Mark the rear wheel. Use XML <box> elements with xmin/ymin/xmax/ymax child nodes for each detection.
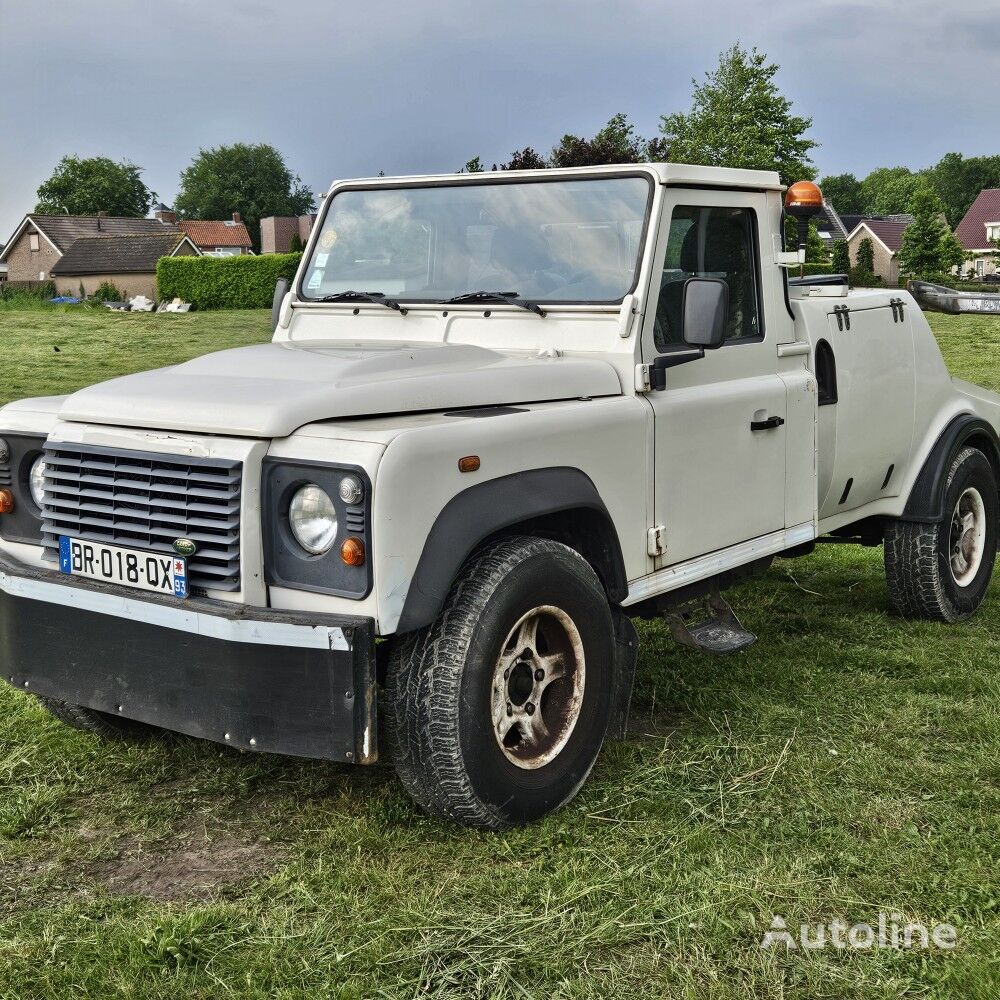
<box><xmin>885</xmin><ymin>446</ymin><xmax>998</xmax><ymax>621</ymax></box>
<box><xmin>386</xmin><ymin>536</ymin><xmax>615</xmax><ymax>829</ymax></box>
<box><xmin>36</xmin><ymin>698</ymin><xmax>159</xmax><ymax>740</ymax></box>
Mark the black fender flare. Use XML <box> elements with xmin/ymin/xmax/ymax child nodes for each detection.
<box><xmin>395</xmin><ymin>467</ymin><xmax>628</xmax><ymax>634</ymax></box>
<box><xmin>901</xmin><ymin>413</ymin><xmax>1000</xmax><ymax>523</ymax></box>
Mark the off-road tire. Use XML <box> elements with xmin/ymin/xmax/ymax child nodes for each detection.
<box><xmin>385</xmin><ymin>536</ymin><xmax>615</xmax><ymax>829</ymax></box>
<box><xmin>885</xmin><ymin>446</ymin><xmax>998</xmax><ymax>622</ymax></box>
<box><xmin>36</xmin><ymin>697</ymin><xmax>159</xmax><ymax>740</ymax></box>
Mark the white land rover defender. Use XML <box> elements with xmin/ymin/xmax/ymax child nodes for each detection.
<box><xmin>2</xmin><ymin>164</ymin><xmax>999</xmax><ymax>829</ymax></box>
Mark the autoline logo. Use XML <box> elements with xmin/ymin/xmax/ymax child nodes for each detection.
<box><xmin>760</xmin><ymin>913</ymin><xmax>957</xmax><ymax>952</ymax></box>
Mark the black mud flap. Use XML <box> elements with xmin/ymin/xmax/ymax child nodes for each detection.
<box><xmin>608</xmin><ymin>608</ymin><xmax>639</xmax><ymax>740</ymax></box>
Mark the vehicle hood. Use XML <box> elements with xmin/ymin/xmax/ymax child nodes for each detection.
<box><xmin>58</xmin><ymin>340</ymin><xmax>623</xmax><ymax>438</ymax></box>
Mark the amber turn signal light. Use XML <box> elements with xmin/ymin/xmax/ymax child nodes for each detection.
<box><xmin>0</xmin><ymin>489</ymin><xmax>13</xmax><ymax>515</ymax></box>
<box><xmin>340</xmin><ymin>536</ymin><xmax>366</xmax><ymax>567</ymax></box>
<box><xmin>458</xmin><ymin>455</ymin><xmax>481</xmax><ymax>473</ymax></box>
<box><xmin>784</xmin><ymin>180</ymin><xmax>824</xmax><ymax>219</ymax></box>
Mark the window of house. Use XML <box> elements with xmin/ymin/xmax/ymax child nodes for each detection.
<box><xmin>29</xmin><ymin>233</ymin><xmax>39</xmax><ymax>252</ymax></box>
<box><xmin>653</xmin><ymin>205</ymin><xmax>762</xmax><ymax>351</ymax></box>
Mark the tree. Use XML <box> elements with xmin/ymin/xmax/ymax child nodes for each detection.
<box><xmin>35</xmin><ymin>155</ymin><xmax>155</xmax><ymax>217</ymax></box>
<box><xmin>938</xmin><ymin>229</ymin><xmax>967</xmax><ymax>273</ymax></box>
<box><xmin>819</xmin><ymin>173</ymin><xmax>864</xmax><ymax>214</ymax></box>
<box><xmin>926</xmin><ymin>152</ymin><xmax>1000</xmax><ymax>229</ymax></box>
<box><xmin>550</xmin><ymin>113</ymin><xmax>653</xmax><ymax>167</ymax></box>
<box><xmin>859</xmin><ymin>167</ymin><xmax>924</xmax><ymax>217</ymax></box>
<box><xmin>175</xmin><ymin>143</ymin><xmax>314</xmax><ymax>251</ymax></box>
<box><xmin>897</xmin><ymin>186</ymin><xmax>951</xmax><ymax>276</ymax></box>
<box><xmin>462</xmin><ymin>156</ymin><xmax>485</xmax><ymax>173</ymax></box>
<box><xmin>832</xmin><ymin>239</ymin><xmax>850</xmax><ymax>274</ymax></box>
<box><xmin>660</xmin><ymin>44</ymin><xmax>817</xmax><ymax>185</ymax></box>
<box><xmin>856</xmin><ymin>237</ymin><xmax>875</xmax><ymax>274</ymax></box>
<box><xmin>499</xmin><ymin>147</ymin><xmax>548</xmax><ymax>171</ymax></box>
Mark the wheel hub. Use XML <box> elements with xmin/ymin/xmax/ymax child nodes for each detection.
<box><xmin>949</xmin><ymin>486</ymin><xmax>987</xmax><ymax>588</ymax></box>
<box><xmin>490</xmin><ymin>605</ymin><xmax>585</xmax><ymax>770</ymax></box>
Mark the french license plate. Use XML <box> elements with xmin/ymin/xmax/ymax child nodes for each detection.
<box><xmin>59</xmin><ymin>536</ymin><xmax>188</xmax><ymax>598</ymax></box>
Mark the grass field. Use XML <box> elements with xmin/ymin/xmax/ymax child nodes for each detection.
<box><xmin>1</xmin><ymin>307</ymin><xmax>1000</xmax><ymax>999</ymax></box>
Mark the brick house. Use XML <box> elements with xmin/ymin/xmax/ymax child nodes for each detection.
<box><xmin>955</xmin><ymin>189</ymin><xmax>1000</xmax><ymax>278</ymax></box>
<box><xmin>260</xmin><ymin>214</ymin><xmax>316</xmax><ymax>254</ymax></box>
<box><xmin>152</xmin><ymin>204</ymin><xmax>253</xmax><ymax>256</ymax></box>
<box><xmin>49</xmin><ymin>233</ymin><xmax>199</xmax><ymax>300</ymax></box>
<box><xmin>0</xmin><ymin>213</ymin><xmax>181</xmax><ymax>284</ymax></box>
<box><xmin>846</xmin><ymin>216</ymin><xmax>915</xmax><ymax>285</ymax></box>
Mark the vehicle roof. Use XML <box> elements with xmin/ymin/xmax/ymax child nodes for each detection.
<box><xmin>324</xmin><ymin>162</ymin><xmax>784</xmax><ymax>195</ymax></box>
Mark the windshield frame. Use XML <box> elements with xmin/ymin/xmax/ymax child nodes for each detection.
<box><xmin>296</xmin><ymin>170</ymin><xmax>657</xmax><ymax>308</ymax></box>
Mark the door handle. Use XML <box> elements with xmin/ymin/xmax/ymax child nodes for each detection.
<box><xmin>751</xmin><ymin>415</ymin><xmax>785</xmax><ymax>431</ymax></box>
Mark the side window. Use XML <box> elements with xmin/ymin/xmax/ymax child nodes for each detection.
<box><xmin>654</xmin><ymin>205</ymin><xmax>762</xmax><ymax>351</ymax></box>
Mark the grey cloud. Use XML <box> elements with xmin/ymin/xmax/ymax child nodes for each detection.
<box><xmin>1</xmin><ymin>0</ymin><xmax>997</xmax><ymax>239</ymax></box>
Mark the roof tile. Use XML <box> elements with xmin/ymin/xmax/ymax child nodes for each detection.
<box><xmin>50</xmin><ymin>234</ymin><xmax>192</xmax><ymax>275</ymax></box>
<box><xmin>179</xmin><ymin>220</ymin><xmax>253</xmax><ymax>249</ymax></box>
<box><xmin>955</xmin><ymin>189</ymin><xmax>1000</xmax><ymax>251</ymax></box>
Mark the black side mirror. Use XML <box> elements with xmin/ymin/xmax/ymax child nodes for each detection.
<box><xmin>681</xmin><ymin>277</ymin><xmax>729</xmax><ymax>350</ymax></box>
<box><xmin>271</xmin><ymin>277</ymin><xmax>290</xmax><ymax>331</ymax></box>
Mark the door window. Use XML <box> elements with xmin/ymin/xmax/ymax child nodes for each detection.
<box><xmin>654</xmin><ymin>205</ymin><xmax>762</xmax><ymax>351</ymax></box>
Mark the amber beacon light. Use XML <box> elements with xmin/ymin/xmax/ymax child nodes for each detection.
<box><xmin>784</xmin><ymin>181</ymin><xmax>824</xmax><ymax>276</ymax></box>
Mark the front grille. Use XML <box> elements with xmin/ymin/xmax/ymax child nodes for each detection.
<box><xmin>41</xmin><ymin>444</ymin><xmax>242</xmax><ymax>592</ymax></box>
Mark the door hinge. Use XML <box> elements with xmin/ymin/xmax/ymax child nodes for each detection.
<box><xmin>833</xmin><ymin>304</ymin><xmax>851</xmax><ymax>331</ymax></box>
<box><xmin>647</xmin><ymin>525</ymin><xmax>666</xmax><ymax>557</ymax></box>
<box><xmin>635</xmin><ymin>363</ymin><xmax>652</xmax><ymax>393</ymax></box>
<box><xmin>890</xmin><ymin>297</ymin><xmax>905</xmax><ymax>323</ymax></box>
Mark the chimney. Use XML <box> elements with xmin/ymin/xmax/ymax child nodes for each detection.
<box><xmin>154</xmin><ymin>204</ymin><xmax>178</xmax><ymax>224</ymax></box>
<box><xmin>96</xmin><ymin>210</ymin><xmax>106</xmax><ymax>231</ymax></box>
<box><xmin>232</xmin><ymin>211</ymin><xmax>242</xmax><ymax>224</ymax></box>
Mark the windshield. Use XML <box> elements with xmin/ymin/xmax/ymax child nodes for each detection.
<box><xmin>300</xmin><ymin>175</ymin><xmax>652</xmax><ymax>305</ymax></box>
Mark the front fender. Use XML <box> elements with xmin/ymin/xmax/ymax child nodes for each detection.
<box><xmin>395</xmin><ymin>467</ymin><xmax>627</xmax><ymax>634</ymax></box>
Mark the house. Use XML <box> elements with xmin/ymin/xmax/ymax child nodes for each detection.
<box><xmin>814</xmin><ymin>200</ymin><xmax>849</xmax><ymax>248</ymax></box>
<box><xmin>955</xmin><ymin>189</ymin><xmax>1000</xmax><ymax>278</ymax></box>
<box><xmin>0</xmin><ymin>245</ymin><xmax>6</xmax><ymax>283</ymax></box>
<box><xmin>846</xmin><ymin>215</ymin><xmax>916</xmax><ymax>285</ymax></box>
<box><xmin>260</xmin><ymin>214</ymin><xmax>316</xmax><ymax>254</ymax></box>
<box><xmin>153</xmin><ymin>205</ymin><xmax>253</xmax><ymax>256</ymax></box>
<box><xmin>0</xmin><ymin>213</ymin><xmax>180</xmax><ymax>284</ymax></box>
<box><xmin>49</xmin><ymin>232</ymin><xmax>199</xmax><ymax>300</ymax></box>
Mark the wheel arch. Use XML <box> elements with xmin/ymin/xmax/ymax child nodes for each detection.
<box><xmin>394</xmin><ymin>467</ymin><xmax>627</xmax><ymax>634</ymax></box>
<box><xmin>901</xmin><ymin>413</ymin><xmax>1000</xmax><ymax>523</ymax></box>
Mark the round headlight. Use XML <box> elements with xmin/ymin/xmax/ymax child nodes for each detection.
<box><xmin>338</xmin><ymin>475</ymin><xmax>364</xmax><ymax>505</ymax></box>
<box><xmin>289</xmin><ymin>484</ymin><xmax>338</xmax><ymax>555</ymax></box>
<box><xmin>29</xmin><ymin>455</ymin><xmax>46</xmax><ymax>508</ymax></box>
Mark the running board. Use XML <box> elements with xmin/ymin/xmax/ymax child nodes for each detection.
<box><xmin>664</xmin><ymin>592</ymin><xmax>757</xmax><ymax>655</ymax></box>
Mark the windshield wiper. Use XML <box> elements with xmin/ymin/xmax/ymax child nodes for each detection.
<box><xmin>443</xmin><ymin>291</ymin><xmax>545</xmax><ymax>317</ymax></box>
<box><xmin>319</xmin><ymin>290</ymin><xmax>408</xmax><ymax>315</ymax></box>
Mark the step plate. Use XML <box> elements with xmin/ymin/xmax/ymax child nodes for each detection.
<box><xmin>685</xmin><ymin>620</ymin><xmax>757</xmax><ymax>655</ymax></box>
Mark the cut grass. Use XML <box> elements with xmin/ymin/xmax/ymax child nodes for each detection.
<box><xmin>1</xmin><ymin>307</ymin><xmax>1000</xmax><ymax>998</ymax></box>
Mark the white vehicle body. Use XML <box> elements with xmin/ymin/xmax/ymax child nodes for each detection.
<box><xmin>3</xmin><ymin>163</ymin><xmax>999</xmax><ymax>825</ymax></box>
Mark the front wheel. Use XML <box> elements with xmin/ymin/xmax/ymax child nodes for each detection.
<box><xmin>885</xmin><ymin>446</ymin><xmax>998</xmax><ymax>621</ymax></box>
<box><xmin>386</xmin><ymin>536</ymin><xmax>615</xmax><ymax>829</ymax></box>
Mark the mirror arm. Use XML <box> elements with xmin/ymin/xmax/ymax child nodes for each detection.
<box><xmin>650</xmin><ymin>348</ymin><xmax>705</xmax><ymax>390</ymax></box>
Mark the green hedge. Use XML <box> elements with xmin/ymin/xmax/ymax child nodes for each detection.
<box><xmin>157</xmin><ymin>253</ymin><xmax>302</xmax><ymax>310</ymax></box>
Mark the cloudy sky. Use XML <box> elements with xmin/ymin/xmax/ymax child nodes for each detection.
<box><xmin>1</xmin><ymin>0</ymin><xmax>998</xmax><ymax>239</ymax></box>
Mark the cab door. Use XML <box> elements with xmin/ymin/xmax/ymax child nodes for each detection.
<box><xmin>643</xmin><ymin>190</ymin><xmax>790</xmax><ymax>567</ymax></box>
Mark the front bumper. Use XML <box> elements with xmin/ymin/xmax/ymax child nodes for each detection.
<box><xmin>0</xmin><ymin>554</ymin><xmax>377</xmax><ymax>763</ymax></box>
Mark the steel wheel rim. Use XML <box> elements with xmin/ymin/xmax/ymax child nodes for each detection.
<box><xmin>949</xmin><ymin>486</ymin><xmax>987</xmax><ymax>588</ymax></box>
<box><xmin>490</xmin><ymin>605</ymin><xmax>586</xmax><ymax>770</ymax></box>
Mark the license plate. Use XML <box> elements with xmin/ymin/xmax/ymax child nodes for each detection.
<box><xmin>59</xmin><ymin>537</ymin><xmax>188</xmax><ymax>598</ymax></box>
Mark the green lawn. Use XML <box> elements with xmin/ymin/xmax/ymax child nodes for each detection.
<box><xmin>1</xmin><ymin>307</ymin><xmax>1000</xmax><ymax>999</ymax></box>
